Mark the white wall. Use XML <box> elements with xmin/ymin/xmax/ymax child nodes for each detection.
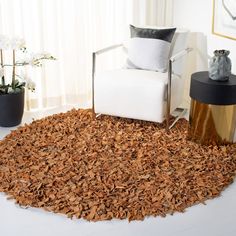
<box><xmin>172</xmin><ymin>0</ymin><xmax>236</xmax><ymax>107</ymax></box>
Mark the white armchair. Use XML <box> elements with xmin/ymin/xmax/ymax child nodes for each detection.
<box><xmin>92</xmin><ymin>28</ymin><xmax>192</xmax><ymax>130</ymax></box>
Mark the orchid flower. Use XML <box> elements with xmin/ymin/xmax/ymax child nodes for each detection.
<box><xmin>16</xmin><ymin>52</ymin><xmax>56</xmax><ymax>67</ymax></box>
<box><xmin>17</xmin><ymin>71</ymin><xmax>35</xmax><ymax>92</ymax></box>
<box><xmin>0</xmin><ymin>35</ymin><xmax>10</xmax><ymax>50</ymax></box>
<box><xmin>10</xmin><ymin>37</ymin><xmax>26</xmax><ymax>50</ymax></box>
<box><xmin>0</xmin><ymin>35</ymin><xmax>55</xmax><ymax>94</ymax></box>
<box><xmin>26</xmin><ymin>79</ymin><xmax>36</xmax><ymax>92</ymax></box>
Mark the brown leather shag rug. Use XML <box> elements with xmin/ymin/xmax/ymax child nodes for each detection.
<box><xmin>0</xmin><ymin>109</ymin><xmax>236</xmax><ymax>221</ymax></box>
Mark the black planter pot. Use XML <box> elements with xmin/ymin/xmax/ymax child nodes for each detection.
<box><xmin>0</xmin><ymin>89</ymin><xmax>25</xmax><ymax>127</ymax></box>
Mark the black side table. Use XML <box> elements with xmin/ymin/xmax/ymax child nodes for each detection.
<box><xmin>188</xmin><ymin>71</ymin><xmax>236</xmax><ymax>145</ymax></box>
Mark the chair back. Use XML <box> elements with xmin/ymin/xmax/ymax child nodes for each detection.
<box><xmin>123</xmin><ymin>26</ymin><xmax>189</xmax><ymax>76</ymax></box>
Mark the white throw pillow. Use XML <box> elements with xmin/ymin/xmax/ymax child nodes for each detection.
<box><xmin>126</xmin><ymin>25</ymin><xmax>176</xmax><ymax>72</ymax></box>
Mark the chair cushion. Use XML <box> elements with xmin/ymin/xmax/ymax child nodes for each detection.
<box><xmin>94</xmin><ymin>69</ymin><xmax>184</xmax><ymax>123</ymax></box>
<box><xmin>126</xmin><ymin>25</ymin><xmax>176</xmax><ymax>72</ymax></box>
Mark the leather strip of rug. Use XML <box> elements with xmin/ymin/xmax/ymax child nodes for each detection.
<box><xmin>0</xmin><ymin>109</ymin><xmax>236</xmax><ymax>221</ymax></box>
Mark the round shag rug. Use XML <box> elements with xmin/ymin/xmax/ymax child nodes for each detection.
<box><xmin>0</xmin><ymin>109</ymin><xmax>236</xmax><ymax>221</ymax></box>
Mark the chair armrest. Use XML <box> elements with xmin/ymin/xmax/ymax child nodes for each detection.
<box><xmin>93</xmin><ymin>44</ymin><xmax>123</xmax><ymax>56</ymax></box>
<box><xmin>92</xmin><ymin>43</ymin><xmax>123</xmax><ymax>114</ymax></box>
<box><xmin>166</xmin><ymin>47</ymin><xmax>193</xmax><ymax>131</ymax></box>
<box><xmin>170</xmin><ymin>47</ymin><xmax>193</xmax><ymax>63</ymax></box>
<box><xmin>92</xmin><ymin>43</ymin><xmax>123</xmax><ymax>83</ymax></box>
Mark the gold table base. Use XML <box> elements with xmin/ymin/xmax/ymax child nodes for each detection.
<box><xmin>188</xmin><ymin>99</ymin><xmax>236</xmax><ymax>145</ymax></box>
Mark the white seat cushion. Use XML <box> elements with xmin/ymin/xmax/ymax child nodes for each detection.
<box><xmin>94</xmin><ymin>69</ymin><xmax>184</xmax><ymax>123</ymax></box>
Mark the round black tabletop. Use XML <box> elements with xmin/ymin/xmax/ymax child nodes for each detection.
<box><xmin>190</xmin><ymin>71</ymin><xmax>236</xmax><ymax>105</ymax></box>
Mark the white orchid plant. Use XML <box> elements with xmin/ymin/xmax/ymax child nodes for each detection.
<box><xmin>0</xmin><ymin>35</ymin><xmax>55</xmax><ymax>94</ymax></box>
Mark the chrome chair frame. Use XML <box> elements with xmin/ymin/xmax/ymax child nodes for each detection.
<box><xmin>92</xmin><ymin>44</ymin><xmax>192</xmax><ymax>131</ymax></box>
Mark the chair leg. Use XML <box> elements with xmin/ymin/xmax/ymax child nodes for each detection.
<box><xmin>166</xmin><ymin>113</ymin><xmax>170</xmax><ymax>131</ymax></box>
<box><xmin>92</xmin><ymin>52</ymin><xmax>96</xmax><ymax>117</ymax></box>
<box><xmin>165</xmin><ymin>60</ymin><xmax>187</xmax><ymax>131</ymax></box>
<box><xmin>166</xmin><ymin>60</ymin><xmax>172</xmax><ymax>132</ymax></box>
<box><xmin>96</xmin><ymin>113</ymin><xmax>102</xmax><ymax>118</ymax></box>
<box><xmin>169</xmin><ymin>108</ymin><xmax>187</xmax><ymax>129</ymax></box>
<box><xmin>94</xmin><ymin>109</ymin><xmax>185</xmax><ymax>128</ymax></box>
